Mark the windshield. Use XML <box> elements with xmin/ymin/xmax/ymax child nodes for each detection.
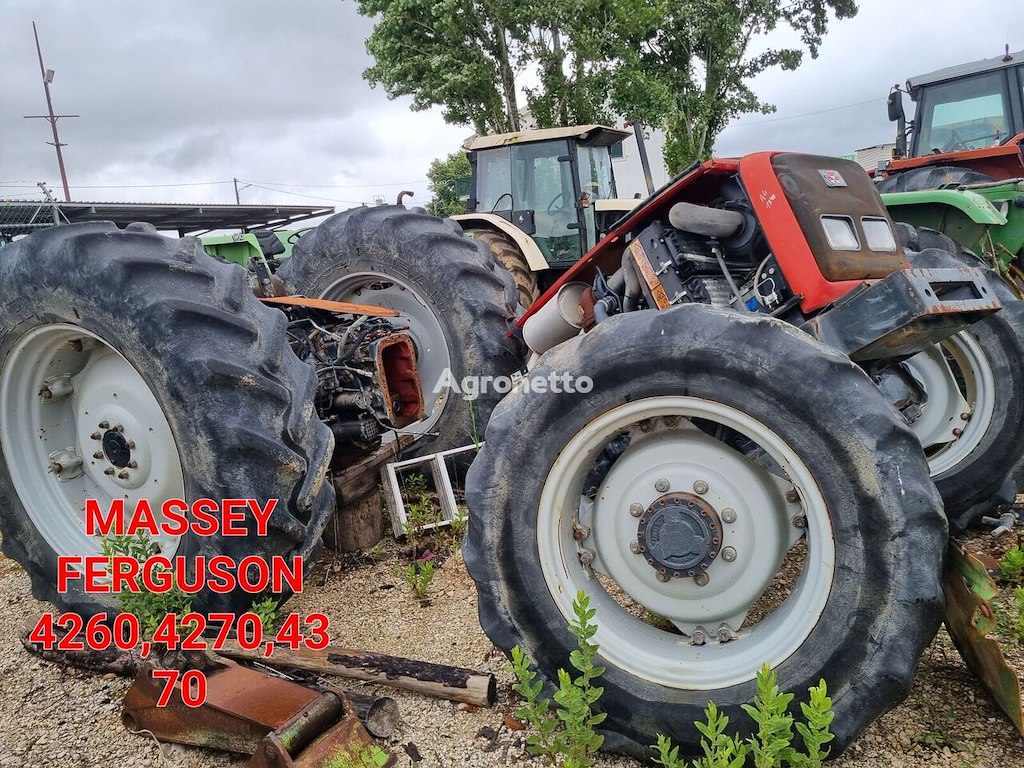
<box><xmin>914</xmin><ymin>71</ymin><xmax>1011</xmax><ymax>155</ymax></box>
<box><xmin>577</xmin><ymin>145</ymin><xmax>616</xmax><ymax>199</ymax></box>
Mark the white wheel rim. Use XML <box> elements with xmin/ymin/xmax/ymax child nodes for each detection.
<box><xmin>537</xmin><ymin>396</ymin><xmax>835</xmax><ymax>690</ymax></box>
<box><xmin>321</xmin><ymin>272</ymin><xmax>453</xmax><ymax>436</ymax></box>
<box><xmin>0</xmin><ymin>324</ymin><xmax>185</xmax><ymax>558</ymax></box>
<box><xmin>904</xmin><ymin>331</ymin><xmax>995</xmax><ymax>477</ymax></box>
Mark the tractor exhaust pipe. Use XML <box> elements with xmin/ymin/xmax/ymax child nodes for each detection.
<box><xmin>522</xmin><ymin>281</ymin><xmax>589</xmax><ymax>355</ymax></box>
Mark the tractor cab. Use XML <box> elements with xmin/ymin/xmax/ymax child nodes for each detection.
<box><xmin>889</xmin><ymin>47</ymin><xmax>1024</xmax><ymax>158</ymax></box>
<box><xmin>462</xmin><ymin>125</ymin><xmax>634</xmax><ymax>267</ymax></box>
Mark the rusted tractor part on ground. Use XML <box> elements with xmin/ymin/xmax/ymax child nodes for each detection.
<box><xmin>944</xmin><ymin>542</ymin><xmax>1024</xmax><ymax>736</ymax></box>
<box><xmin>122</xmin><ymin>657</ymin><xmax>394</xmax><ymax>767</ymax></box>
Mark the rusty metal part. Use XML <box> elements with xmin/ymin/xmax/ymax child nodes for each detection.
<box><xmin>374</xmin><ymin>334</ymin><xmax>425</xmax><ymax>428</ymax></box>
<box><xmin>260</xmin><ymin>295</ymin><xmax>400</xmax><ymax>317</ymax></box>
<box><xmin>122</xmin><ymin>656</ymin><xmax>393</xmax><ymax>766</ymax></box>
<box><xmin>943</xmin><ymin>542</ymin><xmax>1024</xmax><ymax>737</ymax></box>
<box><xmin>801</xmin><ymin>267</ymin><xmax>1001</xmax><ymax>361</ymax></box>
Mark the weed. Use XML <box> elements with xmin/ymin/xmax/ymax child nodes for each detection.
<box><xmin>1000</xmin><ymin>546</ymin><xmax>1024</xmax><ymax>583</ymax></box>
<box><xmin>651</xmin><ymin>665</ymin><xmax>834</xmax><ymax>768</ymax></box>
<box><xmin>401</xmin><ymin>558</ymin><xmax>436</xmax><ymax>599</ymax></box>
<box><xmin>250</xmin><ymin>597</ymin><xmax>280</xmax><ymax>633</ymax></box>
<box><xmin>509</xmin><ymin>591</ymin><xmax>606</xmax><ymax>767</ymax></box>
<box><xmin>401</xmin><ymin>472</ymin><xmax>429</xmax><ymax>497</ymax></box>
<box><xmin>101</xmin><ymin>532</ymin><xmax>192</xmax><ymax>638</ymax></box>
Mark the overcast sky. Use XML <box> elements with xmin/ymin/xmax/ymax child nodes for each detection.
<box><xmin>0</xmin><ymin>0</ymin><xmax>1019</xmax><ymax>209</ymax></box>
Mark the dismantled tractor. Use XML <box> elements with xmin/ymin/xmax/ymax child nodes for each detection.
<box><xmin>464</xmin><ymin>151</ymin><xmax>1024</xmax><ymax>757</ymax></box>
<box><xmin>0</xmin><ymin>213</ymin><xmax>518</xmax><ymax>618</ymax></box>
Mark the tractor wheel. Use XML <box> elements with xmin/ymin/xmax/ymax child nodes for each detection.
<box><xmin>0</xmin><ymin>223</ymin><xmax>334</xmax><ymax>617</ymax></box>
<box><xmin>464</xmin><ymin>228</ymin><xmax>541</xmax><ymax>308</ymax></box>
<box><xmin>277</xmin><ymin>206</ymin><xmax>520</xmax><ymax>455</ymax></box>
<box><xmin>875</xmin><ymin>165</ymin><xmax>994</xmax><ymax>193</ymax></box>
<box><xmin>895</xmin><ymin>223</ymin><xmax>1024</xmax><ymax>530</ymax></box>
<box><xmin>464</xmin><ymin>304</ymin><xmax>945</xmax><ymax>759</ymax></box>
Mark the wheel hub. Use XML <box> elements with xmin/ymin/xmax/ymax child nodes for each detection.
<box><xmin>637</xmin><ymin>492</ymin><xmax>722</xmax><ymax>577</ymax></box>
<box><xmin>101</xmin><ymin>429</ymin><xmax>132</xmax><ymax>468</ymax></box>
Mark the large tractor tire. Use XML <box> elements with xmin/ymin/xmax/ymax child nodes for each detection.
<box><xmin>463</xmin><ymin>228</ymin><xmax>541</xmax><ymax>309</ymax></box>
<box><xmin>277</xmin><ymin>206</ymin><xmax>521</xmax><ymax>455</ymax></box>
<box><xmin>895</xmin><ymin>223</ymin><xmax>1024</xmax><ymax>530</ymax></box>
<box><xmin>0</xmin><ymin>223</ymin><xmax>334</xmax><ymax>617</ymax></box>
<box><xmin>464</xmin><ymin>304</ymin><xmax>945</xmax><ymax>758</ymax></box>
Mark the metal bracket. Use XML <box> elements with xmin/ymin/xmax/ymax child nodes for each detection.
<box><xmin>381</xmin><ymin>444</ymin><xmax>478</xmax><ymax>537</ymax></box>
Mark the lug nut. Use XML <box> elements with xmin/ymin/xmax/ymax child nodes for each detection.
<box><xmin>690</xmin><ymin>629</ymin><xmax>707</xmax><ymax>645</ymax></box>
<box><xmin>693</xmin><ymin>480</ymin><xmax>709</xmax><ymax>495</ymax></box>
<box><xmin>718</xmin><ymin>626</ymin><xmax>733</xmax><ymax>643</ymax></box>
<box><xmin>126</xmin><ymin>441</ymin><xmax>136</xmax><ymax>449</ymax></box>
<box><xmin>655</xmin><ymin>478</ymin><xmax>670</xmax><ymax>492</ymax></box>
<box><xmin>792</xmin><ymin>515</ymin><xmax>807</xmax><ymax>529</ymax></box>
<box><xmin>98</xmin><ymin>421</ymin><xmax>110</xmax><ymax>429</ymax></box>
<box><xmin>117</xmin><ymin>470</ymin><xmax>129</xmax><ymax>480</ymax></box>
<box><xmin>90</xmin><ymin>431</ymin><xmax>102</xmax><ymax>441</ymax></box>
<box><xmin>952</xmin><ymin>427</ymin><xmax>963</xmax><ymax>437</ymax></box>
<box><xmin>629</xmin><ymin>541</ymin><xmax>641</xmax><ymax>554</ymax></box>
<box><xmin>579</xmin><ymin>549</ymin><xmax>595</xmax><ymax>567</ymax></box>
<box><xmin>103</xmin><ymin>467</ymin><xmax>115</xmax><ymax>476</ymax></box>
<box><xmin>960</xmin><ymin>412</ymin><xmax>971</xmax><ymax>421</ymax></box>
<box><xmin>573</xmin><ymin>525</ymin><xmax>590</xmax><ymax>541</ymax></box>
<box><xmin>722</xmin><ymin>546</ymin><xmax>737</xmax><ymax>562</ymax></box>
<box><xmin>92</xmin><ymin>451</ymin><xmax>104</xmax><ymax>460</ymax></box>
<box><xmin>656</xmin><ymin>570</ymin><xmax>670</xmax><ymax>582</ymax></box>
<box><xmin>113</xmin><ymin>424</ymin><xmax>124</xmax><ymax>433</ymax></box>
<box><xmin>786</xmin><ymin>489</ymin><xmax>800</xmax><ymax>503</ymax></box>
<box><xmin>629</xmin><ymin>503</ymin><xmax>643</xmax><ymax>517</ymax></box>
<box><xmin>694</xmin><ymin>572</ymin><xmax>709</xmax><ymax>587</ymax></box>
<box><xmin>722</xmin><ymin>508</ymin><xmax>736</xmax><ymax>523</ymax></box>
<box><xmin>127</xmin><ymin>460</ymin><xmax>138</xmax><ymax>469</ymax></box>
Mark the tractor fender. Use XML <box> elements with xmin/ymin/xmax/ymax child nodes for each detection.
<box><xmin>451</xmin><ymin>213</ymin><xmax>550</xmax><ymax>272</ymax></box>
<box><xmin>881</xmin><ymin>188</ymin><xmax>1008</xmax><ymax>226</ymax></box>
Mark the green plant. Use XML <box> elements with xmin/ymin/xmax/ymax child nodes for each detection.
<box><xmin>250</xmin><ymin>597</ymin><xmax>280</xmax><ymax>633</ymax></box>
<box><xmin>651</xmin><ymin>665</ymin><xmax>834</xmax><ymax>768</ymax></box>
<box><xmin>401</xmin><ymin>558</ymin><xmax>436</xmax><ymax>600</ymax></box>
<box><xmin>1000</xmin><ymin>546</ymin><xmax>1024</xmax><ymax>583</ymax></box>
<box><xmin>1012</xmin><ymin>587</ymin><xmax>1024</xmax><ymax>643</ymax></box>
<box><xmin>509</xmin><ymin>591</ymin><xmax>606</xmax><ymax>767</ymax></box>
<box><xmin>101</xmin><ymin>532</ymin><xmax>192</xmax><ymax>638</ymax></box>
<box><xmin>401</xmin><ymin>472</ymin><xmax>429</xmax><ymax>497</ymax></box>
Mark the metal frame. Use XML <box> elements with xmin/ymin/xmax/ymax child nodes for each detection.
<box><xmin>381</xmin><ymin>444</ymin><xmax>478</xmax><ymax>537</ymax></box>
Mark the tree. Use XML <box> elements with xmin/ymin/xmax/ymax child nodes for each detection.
<box><xmin>609</xmin><ymin>0</ymin><xmax>859</xmax><ymax>174</ymax></box>
<box><xmin>425</xmin><ymin>150</ymin><xmax>472</xmax><ymax>218</ymax></box>
<box><xmin>354</xmin><ymin>0</ymin><xmax>617</xmax><ymax>134</ymax></box>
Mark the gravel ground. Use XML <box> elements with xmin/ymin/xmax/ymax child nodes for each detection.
<box><xmin>1</xmin><ymin>531</ymin><xmax>1023</xmax><ymax>768</ymax></box>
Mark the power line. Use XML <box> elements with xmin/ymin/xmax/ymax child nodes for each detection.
<box><xmin>240</xmin><ymin>183</ymin><xmax>366</xmax><ymax>205</ymax></box>
<box><xmin>238</xmin><ymin>178</ymin><xmax>429</xmax><ymax>189</ymax></box>
<box><xmin>69</xmin><ymin>180</ymin><xmax>233</xmax><ymax>189</ymax></box>
<box><xmin>732</xmin><ymin>97</ymin><xmax>883</xmax><ymax>126</ymax></box>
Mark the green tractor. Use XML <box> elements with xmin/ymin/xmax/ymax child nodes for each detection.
<box><xmin>451</xmin><ymin>125</ymin><xmax>643</xmax><ymax>307</ymax></box>
<box><xmin>878</xmin><ymin>46</ymin><xmax>1024</xmax><ymax>292</ymax></box>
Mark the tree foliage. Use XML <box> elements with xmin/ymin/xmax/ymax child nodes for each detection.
<box><xmin>355</xmin><ymin>0</ymin><xmax>857</xmax><ymax>173</ymax></box>
<box><xmin>425</xmin><ymin>150</ymin><xmax>472</xmax><ymax>218</ymax></box>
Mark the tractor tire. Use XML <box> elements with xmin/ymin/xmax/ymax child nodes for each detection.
<box><xmin>895</xmin><ymin>223</ymin><xmax>1024</xmax><ymax>530</ymax></box>
<box><xmin>875</xmin><ymin>165</ymin><xmax>994</xmax><ymax>193</ymax></box>
<box><xmin>277</xmin><ymin>206</ymin><xmax>521</xmax><ymax>455</ymax></box>
<box><xmin>0</xmin><ymin>223</ymin><xmax>334</xmax><ymax>618</ymax></box>
<box><xmin>464</xmin><ymin>304</ymin><xmax>945</xmax><ymax>759</ymax></box>
<box><xmin>464</xmin><ymin>228</ymin><xmax>541</xmax><ymax>308</ymax></box>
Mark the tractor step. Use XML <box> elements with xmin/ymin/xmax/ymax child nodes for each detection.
<box><xmin>802</xmin><ymin>267</ymin><xmax>1001</xmax><ymax>360</ymax></box>
<box><xmin>381</xmin><ymin>444</ymin><xmax>478</xmax><ymax>537</ymax></box>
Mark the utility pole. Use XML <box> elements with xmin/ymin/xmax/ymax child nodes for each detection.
<box><xmin>23</xmin><ymin>22</ymin><xmax>78</xmax><ymax>202</ymax></box>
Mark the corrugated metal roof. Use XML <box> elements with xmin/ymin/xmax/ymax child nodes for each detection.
<box><xmin>463</xmin><ymin>125</ymin><xmax>631</xmax><ymax>151</ymax></box>
<box><xmin>0</xmin><ymin>199</ymin><xmax>333</xmax><ymax>240</ymax></box>
<box><xmin>908</xmin><ymin>49</ymin><xmax>1023</xmax><ymax>92</ymax></box>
